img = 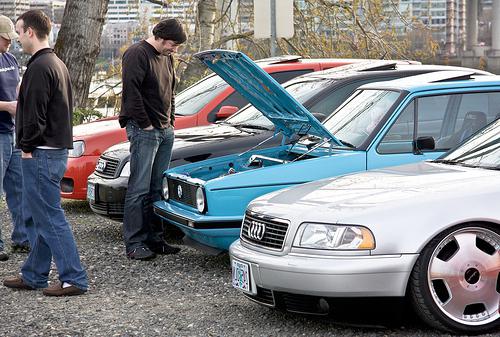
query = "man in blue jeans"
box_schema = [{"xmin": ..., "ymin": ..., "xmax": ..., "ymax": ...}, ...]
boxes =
[
  {"xmin": 0, "ymin": 15, "xmax": 29, "ymax": 262},
  {"xmin": 3, "ymin": 10, "xmax": 87, "ymax": 296},
  {"xmin": 119, "ymin": 19, "xmax": 186, "ymax": 260}
]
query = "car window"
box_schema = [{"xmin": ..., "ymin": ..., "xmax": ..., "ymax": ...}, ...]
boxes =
[
  {"xmin": 438, "ymin": 119, "xmax": 500, "ymax": 169},
  {"xmin": 309, "ymin": 78, "xmax": 399, "ymax": 117},
  {"xmin": 453, "ymin": 92, "xmax": 500, "ymax": 132},
  {"xmin": 378, "ymin": 95, "xmax": 452, "ymax": 154},
  {"xmin": 377, "ymin": 102, "xmax": 415, "ymax": 154},
  {"xmin": 175, "ymin": 75, "xmax": 229, "ymax": 116},
  {"xmin": 378, "ymin": 91, "xmax": 500, "ymax": 154},
  {"xmin": 207, "ymin": 69, "xmax": 313, "ymax": 122},
  {"xmin": 320, "ymin": 89, "xmax": 402, "ymax": 148},
  {"xmin": 224, "ymin": 78, "xmax": 334, "ymax": 129}
]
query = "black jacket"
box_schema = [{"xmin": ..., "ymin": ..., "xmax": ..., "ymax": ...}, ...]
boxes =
[
  {"xmin": 119, "ymin": 40, "xmax": 176, "ymax": 129},
  {"xmin": 16, "ymin": 48, "xmax": 73, "ymax": 153}
]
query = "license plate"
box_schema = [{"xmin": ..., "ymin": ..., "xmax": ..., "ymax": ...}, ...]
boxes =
[
  {"xmin": 232, "ymin": 259, "xmax": 251, "ymax": 292},
  {"xmin": 87, "ymin": 182, "xmax": 95, "ymax": 202}
]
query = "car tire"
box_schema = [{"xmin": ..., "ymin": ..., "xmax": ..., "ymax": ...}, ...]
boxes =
[{"xmin": 409, "ymin": 222, "xmax": 499, "ymax": 334}]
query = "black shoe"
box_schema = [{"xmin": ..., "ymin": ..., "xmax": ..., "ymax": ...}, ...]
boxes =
[
  {"xmin": 150, "ymin": 243, "xmax": 181, "ymax": 255},
  {"xmin": 0, "ymin": 251, "xmax": 9, "ymax": 261},
  {"xmin": 11, "ymin": 244, "xmax": 30, "ymax": 254},
  {"xmin": 127, "ymin": 247, "xmax": 156, "ymax": 261}
]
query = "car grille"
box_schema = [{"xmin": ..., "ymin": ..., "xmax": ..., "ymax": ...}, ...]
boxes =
[
  {"xmin": 241, "ymin": 211, "xmax": 289, "ymax": 250},
  {"xmin": 243, "ymin": 286, "xmax": 275, "ymax": 307},
  {"xmin": 95, "ymin": 156, "xmax": 120, "ymax": 178},
  {"xmin": 168, "ymin": 178, "xmax": 198, "ymax": 208},
  {"xmin": 90, "ymin": 201, "xmax": 124, "ymax": 219}
]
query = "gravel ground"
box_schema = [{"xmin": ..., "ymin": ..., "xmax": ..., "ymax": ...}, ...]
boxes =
[{"xmin": 0, "ymin": 199, "xmax": 496, "ymax": 337}]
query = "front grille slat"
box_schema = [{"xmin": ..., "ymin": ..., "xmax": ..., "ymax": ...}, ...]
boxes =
[
  {"xmin": 94, "ymin": 155, "xmax": 120, "ymax": 178},
  {"xmin": 241, "ymin": 211, "xmax": 290, "ymax": 250},
  {"xmin": 168, "ymin": 178, "xmax": 198, "ymax": 208}
]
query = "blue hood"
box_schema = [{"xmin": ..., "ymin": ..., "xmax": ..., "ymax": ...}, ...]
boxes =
[{"xmin": 194, "ymin": 50, "xmax": 341, "ymax": 145}]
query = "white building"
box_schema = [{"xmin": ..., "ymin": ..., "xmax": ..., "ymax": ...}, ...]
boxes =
[{"xmin": 0, "ymin": 0, "xmax": 30, "ymax": 20}]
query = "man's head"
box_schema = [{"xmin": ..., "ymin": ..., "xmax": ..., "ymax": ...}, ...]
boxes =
[
  {"xmin": 151, "ymin": 18, "xmax": 187, "ymax": 55},
  {"xmin": 0, "ymin": 15, "xmax": 18, "ymax": 53},
  {"xmin": 15, "ymin": 10, "xmax": 51, "ymax": 55}
]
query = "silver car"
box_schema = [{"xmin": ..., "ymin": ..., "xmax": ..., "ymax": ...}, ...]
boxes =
[{"xmin": 230, "ymin": 119, "xmax": 500, "ymax": 334}]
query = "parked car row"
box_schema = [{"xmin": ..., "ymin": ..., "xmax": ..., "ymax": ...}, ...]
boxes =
[
  {"xmin": 64, "ymin": 55, "xmax": 361, "ymax": 200},
  {"xmin": 83, "ymin": 50, "xmax": 498, "ymax": 334}
]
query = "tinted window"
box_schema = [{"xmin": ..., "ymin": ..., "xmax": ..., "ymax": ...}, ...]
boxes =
[{"xmin": 175, "ymin": 75, "xmax": 228, "ymax": 116}]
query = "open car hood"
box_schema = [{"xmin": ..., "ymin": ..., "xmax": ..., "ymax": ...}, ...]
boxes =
[{"xmin": 194, "ymin": 50, "xmax": 341, "ymax": 145}]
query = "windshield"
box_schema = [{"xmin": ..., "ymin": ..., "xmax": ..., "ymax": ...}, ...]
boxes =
[
  {"xmin": 319, "ymin": 89, "xmax": 402, "ymax": 148},
  {"xmin": 224, "ymin": 78, "xmax": 334, "ymax": 128},
  {"xmin": 175, "ymin": 74, "xmax": 229, "ymax": 116},
  {"xmin": 436, "ymin": 119, "xmax": 500, "ymax": 169}
]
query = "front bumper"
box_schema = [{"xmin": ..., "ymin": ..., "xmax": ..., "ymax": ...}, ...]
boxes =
[
  {"xmin": 153, "ymin": 200, "xmax": 242, "ymax": 250},
  {"xmin": 230, "ymin": 240, "xmax": 418, "ymax": 298},
  {"xmin": 87, "ymin": 173, "xmax": 127, "ymax": 220},
  {"xmin": 61, "ymin": 155, "xmax": 100, "ymax": 200}
]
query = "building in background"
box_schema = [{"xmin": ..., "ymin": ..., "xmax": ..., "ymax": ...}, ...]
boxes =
[
  {"xmin": 30, "ymin": 0, "xmax": 66, "ymax": 24},
  {"xmin": 0, "ymin": 0, "xmax": 30, "ymax": 20}
]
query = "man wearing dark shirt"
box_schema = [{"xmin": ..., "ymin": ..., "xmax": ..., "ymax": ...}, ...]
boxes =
[
  {"xmin": 0, "ymin": 15, "xmax": 29, "ymax": 262},
  {"xmin": 119, "ymin": 19, "xmax": 186, "ymax": 260},
  {"xmin": 3, "ymin": 10, "xmax": 87, "ymax": 296}
]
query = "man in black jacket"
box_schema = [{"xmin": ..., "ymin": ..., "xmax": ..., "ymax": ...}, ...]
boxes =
[
  {"xmin": 2, "ymin": 10, "xmax": 88, "ymax": 296},
  {"xmin": 119, "ymin": 19, "xmax": 186, "ymax": 260}
]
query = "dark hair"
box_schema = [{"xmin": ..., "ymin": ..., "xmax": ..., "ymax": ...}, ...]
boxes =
[
  {"xmin": 152, "ymin": 18, "xmax": 187, "ymax": 44},
  {"xmin": 17, "ymin": 10, "xmax": 51, "ymax": 40}
]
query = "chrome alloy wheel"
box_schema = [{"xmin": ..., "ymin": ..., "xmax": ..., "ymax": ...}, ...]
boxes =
[{"xmin": 427, "ymin": 227, "xmax": 500, "ymax": 327}]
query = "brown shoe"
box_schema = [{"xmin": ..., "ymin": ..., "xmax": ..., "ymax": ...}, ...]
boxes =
[
  {"xmin": 3, "ymin": 276, "xmax": 35, "ymax": 290},
  {"xmin": 42, "ymin": 282, "xmax": 86, "ymax": 297}
]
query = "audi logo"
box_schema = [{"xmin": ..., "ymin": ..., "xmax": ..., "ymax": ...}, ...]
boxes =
[{"xmin": 248, "ymin": 220, "xmax": 266, "ymax": 241}]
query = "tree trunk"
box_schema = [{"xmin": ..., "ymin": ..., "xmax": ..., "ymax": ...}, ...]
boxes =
[{"xmin": 54, "ymin": 0, "xmax": 109, "ymax": 109}]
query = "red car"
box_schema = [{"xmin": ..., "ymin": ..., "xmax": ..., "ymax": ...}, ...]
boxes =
[{"xmin": 62, "ymin": 56, "xmax": 367, "ymax": 199}]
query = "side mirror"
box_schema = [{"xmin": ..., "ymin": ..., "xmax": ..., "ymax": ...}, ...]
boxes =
[
  {"xmin": 216, "ymin": 106, "xmax": 239, "ymax": 120},
  {"xmin": 413, "ymin": 136, "xmax": 435, "ymax": 154}
]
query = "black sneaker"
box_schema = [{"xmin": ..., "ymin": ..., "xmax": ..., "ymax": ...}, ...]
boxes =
[
  {"xmin": 150, "ymin": 243, "xmax": 181, "ymax": 255},
  {"xmin": 11, "ymin": 244, "xmax": 30, "ymax": 253},
  {"xmin": 127, "ymin": 247, "xmax": 156, "ymax": 261},
  {"xmin": 0, "ymin": 251, "xmax": 9, "ymax": 261}
]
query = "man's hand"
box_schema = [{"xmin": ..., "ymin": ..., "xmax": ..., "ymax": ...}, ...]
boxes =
[
  {"xmin": 143, "ymin": 125, "xmax": 154, "ymax": 131},
  {"xmin": 21, "ymin": 151, "xmax": 32, "ymax": 159}
]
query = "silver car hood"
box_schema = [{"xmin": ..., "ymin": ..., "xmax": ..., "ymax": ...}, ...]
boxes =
[{"xmin": 248, "ymin": 161, "xmax": 500, "ymax": 224}]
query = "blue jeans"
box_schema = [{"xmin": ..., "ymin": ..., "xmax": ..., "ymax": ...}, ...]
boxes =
[
  {"xmin": 123, "ymin": 121, "xmax": 174, "ymax": 252},
  {"xmin": 20, "ymin": 149, "xmax": 88, "ymax": 290},
  {"xmin": 0, "ymin": 132, "xmax": 28, "ymax": 251}
]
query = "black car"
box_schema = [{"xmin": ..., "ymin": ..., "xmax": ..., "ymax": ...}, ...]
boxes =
[{"xmin": 87, "ymin": 62, "xmax": 490, "ymax": 220}]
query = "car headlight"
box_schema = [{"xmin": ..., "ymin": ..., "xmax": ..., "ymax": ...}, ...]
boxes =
[
  {"xmin": 162, "ymin": 176, "xmax": 169, "ymax": 200},
  {"xmin": 68, "ymin": 141, "xmax": 85, "ymax": 158},
  {"xmin": 195, "ymin": 186, "xmax": 206, "ymax": 213},
  {"xmin": 293, "ymin": 223, "xmax": 375, "ymax": 250},
  {"xmin": 119, "ymin": 162, "xmax": 130, "ymax": 177}
]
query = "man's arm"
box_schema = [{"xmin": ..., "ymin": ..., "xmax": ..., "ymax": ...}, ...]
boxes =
[
  {"xmin": 0, "ymin": 101, "xmax": 17, "ymax": 116},
  {"xmin": 121, "ymin": 48, "xmax": 152, "ymax": 129},
  {"xmin": 18, "ymin": 67, "xmax": 51, "ymax": 154},
  {"xmin": 0, "ymin": 83, "xmax": 20, "ymax": 116}
]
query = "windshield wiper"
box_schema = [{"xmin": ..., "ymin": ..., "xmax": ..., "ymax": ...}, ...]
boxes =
[
  {"xmin": 337, "ymin": 139, "xmax": 356, "ymax": 149},
  {"xmin": 234, "ymin": 123, "xmax": 273, "ymax": 131}
]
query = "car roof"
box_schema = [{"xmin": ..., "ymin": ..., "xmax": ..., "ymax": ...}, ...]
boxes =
[
  {"xmin": 359, "ymin": 71, "xmax": 500, "ymax": 92},
  {"xmin": 287, "ymin": 62, "xmax": 492, "ymax": 83}
]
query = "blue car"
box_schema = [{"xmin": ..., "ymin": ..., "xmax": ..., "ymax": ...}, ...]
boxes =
[{"xmin": 153, "ymin": 50, "xmax": 500, "ymax": 252}]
